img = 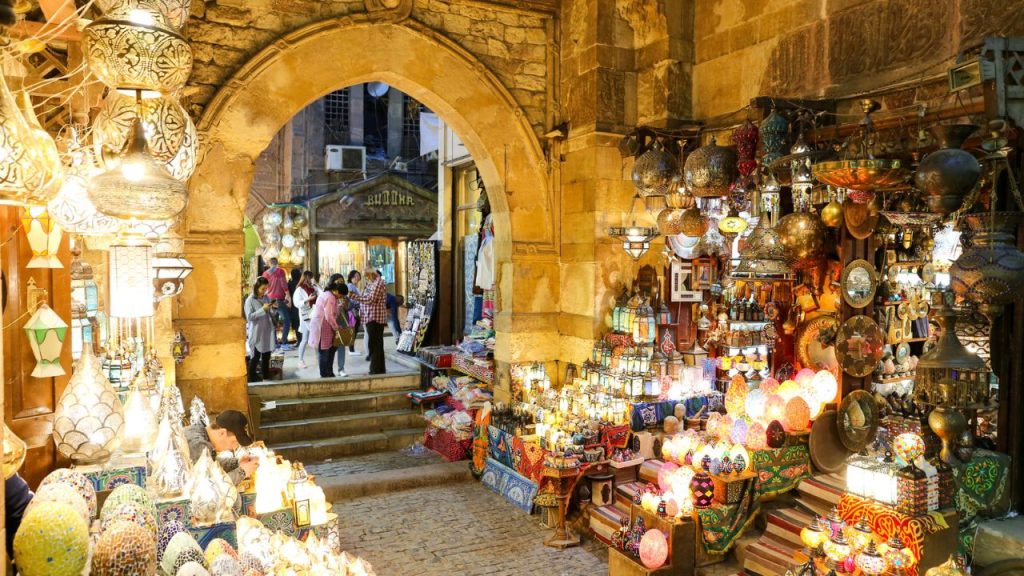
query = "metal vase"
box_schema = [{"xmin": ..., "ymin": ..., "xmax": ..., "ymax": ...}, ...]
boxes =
[{"xmin": 914, "ymin": 124, "xmax": 980, "ymax": 215}]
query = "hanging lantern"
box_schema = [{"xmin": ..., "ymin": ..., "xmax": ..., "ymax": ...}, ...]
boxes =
[
  {"xmin": 0, "ymin": 71, "xmax": 51, "ymax": 205},
  {"xmin": 21, "ymin": 206, "xmax": 63, "ymax": 268},
  {"xmin": 3, "ymin": 422, "xmax": 27, "ymax": 479},
  {"xmin": 171, "ymin": 330, "xmax": 190, "ymax": 364},
  {"xmin": 96, "ymin": 0, "xmax": 192, "ymax": 30},
  {"xmin": 684, "ymin": 137, "xmax": 738, "ymax": 198},
  {"xmin": 83, "ymin": 4, "xmax": 193, "ymax": 97},
  {"xmin": 949, "ymin": 212, "xmax": 1024, "ymax": 319},
  {"xmin": 47, "ymin": 132, "xmax": 120, "ymax": 236},
  {"xmin": 70, "ymin": 253, "xmax": 100, "ymax": 316},
  {"xmin": 53, "ymin": 347, "xmax": 125, "ymax": 464},
  {"xmin": 70, "ymin": 300, "xmax": 88, "ymax": 360},
  {"xmin": 609, "ymin": 193, "xmax": 658, "ymax": 260},
  {"xmin": 152, "ymin": 253, "xmax": 193, "ymax": 300},
  {"xmin": 631, "ymin": 140, "xmax": 680, "ymax": 197},
  {"xmin": 110, "ymin": 242, "xmax": 154, "ymax": 318},
  {"xmin": 90, "ymin": 119, "xmax": 187, "ymax": 221},
  {"xmin": 93, "ymin": 92, "xmax": 197, "ymax": 181},
  {"xmin": 18, "ymin": 92, "xmax": 61, "ymax": 204},
  {"xmin": 23, "ymin": 301, "xmax": 68, "ymax": 377}
]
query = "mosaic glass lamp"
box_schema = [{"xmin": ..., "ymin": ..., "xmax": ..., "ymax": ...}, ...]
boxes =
[
  {"xmin": 52, "ymin": 346, "xmax": 125, "ymax": 464},
  {"xmin": 12, "ymin": 501, "xmax": 89, "ymax": 576}
]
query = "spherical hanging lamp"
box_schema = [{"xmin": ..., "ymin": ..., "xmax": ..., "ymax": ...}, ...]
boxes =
[
  {"xmin": 83, "ymin": 5, "xmax": 193, "ymax": 97},
  {"xmin": 96, "ymin": 0, "xmax": 192, "ymax": 30},
  {"xmin": 632, "ymin": 141, "xmax": 680, "ymax": 197},
  {"xmin": 89, "ymin": 119, "xmax": 187, "ymax": 220},
  {"xmin": 93, "ymin": 92, "xmax": 193, "ymax": 170},
  {"xmin": 47, "ymin": 129, "xmax": 121, "ymax": 235},
  {"xmin": 53, "ymin": 347, "xmax": 125, "ymax": 464},
  {"xmin": 684, "ymin": 137, "xmax": 738, "ymax": 198}
]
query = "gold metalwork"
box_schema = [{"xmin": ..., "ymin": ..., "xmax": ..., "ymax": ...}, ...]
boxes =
[
  {"xmin": 835, "ymin": 315, "xmax": 884, "ymax": 377},
  {"xmin": 840, "ymin": 259, "xmax": 878, "ymax": 309},
  {"xmin": 838, "ymin": 389, "xmax": 879, "ymax": 452}
]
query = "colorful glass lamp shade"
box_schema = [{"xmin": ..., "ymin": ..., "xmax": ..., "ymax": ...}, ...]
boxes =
[
  {"xmin": 152, "ymin": 253, "xmax": 192, "ymax": 300},
  {"xmin": 90, "ymin": 119, "xmax": 187, "ymax": 221},
  {"xmin": 21, "ymin": 206, "xmax": 63, "ymax": 268},
  {"xmin": 83, "ymin": 4, "xmax": 193, "ymax": 97},
  {"xmin": 23, "ymin": 302, "xmax": 67, "ymax": 377},
  {"xmin": 53, "ymin": 347, "xmax": 125, "ymax": 464},
  {"xmin": 639, "ymin": 529, "xmax": 669, "ymax": 569},
  {"xmin": 855, "ymin": 542, "xmax": 889, "ymax": 575},
  {"xmin": 800, "ymin": 516, "xmax": 828, "ymax": 549},
  {"xmin": 893, "ymin": 432, "xmax": 926, "ymax": 467},
  {"xmin": 110, "ymin": 243, "xmax": 154, "ymax": 318}
]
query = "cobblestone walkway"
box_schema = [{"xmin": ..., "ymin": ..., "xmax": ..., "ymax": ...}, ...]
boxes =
[
  {"xmin": 333, "ymin": 483, "xmax": 609, "ymax": 576},
  {"xmin": 305, "ymin": 448, "xmax": 442, "ymax": 478}
]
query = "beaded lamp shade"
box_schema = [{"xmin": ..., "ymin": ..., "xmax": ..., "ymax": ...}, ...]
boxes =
[
  {"xmin": 53, "ymin": 347, "xmax": 125, "ymax": 464},
  {"xmin": 93, "ymin": 92, "xmax": 197, "ymax": 181},
  {"xmin": 90, "ymin": 120, "xmax": 187, "ymax": 221},
  {"xmin": 83, "ymin": 4, "xmax": 193, "ymax": 97}
]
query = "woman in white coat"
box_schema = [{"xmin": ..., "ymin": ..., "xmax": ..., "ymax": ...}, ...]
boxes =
[{"xmin": 292, "ymin": 270, "xmax": 318, "ymax": 369}]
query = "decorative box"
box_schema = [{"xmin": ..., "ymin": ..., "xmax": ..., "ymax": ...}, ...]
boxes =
[
  {"xmin": 610, "ymin": 457, "xmax": 645, "ymax": 469},
  {"xmin": 74, "ymin": 456, "xmax": 147, "ymax": 492},
  {"xmin": 896, "ymin": 463, "xmax": 953, "ymax": 517},
  {"xmin": 711, "ymin": 470, "xmax": 757, "ymax": 505},
  {"xmin": 239, "ymin": 490, "xmax": 258, "ymax": 517},
  {"xmin": 155, "ymin": 496, "xmax": 192, "ymax": 526},
  {"xmin": 189, "ymin": 520, "xmax": 237, "ymax": 549},
  {"xmin": 257, "ymin": 507, "xmax": 297, "ymax": 536},
  {"xmin": 296, "ymin": 512, "xmax": 341, "ymax": 553},
  {"xmin": 614, "ymin": 481, "xmax": 644, "ymax": 510}
]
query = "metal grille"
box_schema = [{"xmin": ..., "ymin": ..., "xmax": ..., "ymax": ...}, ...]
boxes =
[
  {"xmin": 324, "ymin": 88, "xmax": 350, "ymax": 145},
  {"xmin": 402, "ymin": 98, "xmax": 422, "ymax": 159}
]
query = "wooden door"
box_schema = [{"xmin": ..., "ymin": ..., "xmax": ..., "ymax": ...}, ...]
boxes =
[{"xmin": 2, "ymin": 205, "xmax": 72, "ymax": 488}]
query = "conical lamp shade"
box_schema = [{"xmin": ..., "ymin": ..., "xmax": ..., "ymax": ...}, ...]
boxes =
[
  {"xmin": 147, "ymin": 414, "xmax": 190, "ymax": 497},
  {"xmin": 0, "ymin": 71, "xmax": 50, "ymax": 205},
  {"xmin": 18, "ymin": 91, "xmax": 62, "ymax": 204},
  {"xmin": 23, "ymin": 302, "xmax": 67, "ymax": 377},
  {"xmin": 53, "ymin": 347, "xmax": 124, "ymax": 464},
  {"xmin": 89, "ymin": 119, "xmax": 187, "ymax": 220}
]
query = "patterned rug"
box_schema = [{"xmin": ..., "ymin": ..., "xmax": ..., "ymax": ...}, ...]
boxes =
[{"xmin": 481, "ymin": 457, "xmax": 539, "ymax": 514}]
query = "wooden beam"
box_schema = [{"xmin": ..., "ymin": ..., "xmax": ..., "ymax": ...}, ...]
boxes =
[{"xmin": 39, "ymin": 0, "xmax": 76, "ymax": 27}]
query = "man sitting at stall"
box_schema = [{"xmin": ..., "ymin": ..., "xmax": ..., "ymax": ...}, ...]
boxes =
[{"xmin": 185, "ymin": 409, "xmax": 258, "ymax": 485}]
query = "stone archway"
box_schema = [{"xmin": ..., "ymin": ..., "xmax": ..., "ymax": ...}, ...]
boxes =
[{"xmin": 174, "ymin": 18, "xmax": 560, "ymax": 412}]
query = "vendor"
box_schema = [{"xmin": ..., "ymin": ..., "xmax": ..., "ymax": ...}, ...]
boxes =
[{"xmin": 185, "ymin": 409, "xmax": 258, "ymax": 484}]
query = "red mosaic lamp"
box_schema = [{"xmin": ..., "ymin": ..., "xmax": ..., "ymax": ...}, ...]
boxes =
[{"xmin": 689, "ymin": 470, "xmax": 714, "ymax": 509}]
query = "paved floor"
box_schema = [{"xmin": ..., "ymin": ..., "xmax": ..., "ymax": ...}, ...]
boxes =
[
  {"xmin": 273, "ymin": 328, "xmax": 416, "ymax": 380},
  {"xmin": 306, "ymin": 448, "xmax": 442, "ymax": 478},
  {"xmin": 333, "ymin": 482, "xmax": 609, "ymax": 576}
]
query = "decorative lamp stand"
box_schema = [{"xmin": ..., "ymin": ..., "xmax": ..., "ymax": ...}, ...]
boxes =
[{"xmin": 543, "ymin": 465, "xmax": 582, "ymax": 549}]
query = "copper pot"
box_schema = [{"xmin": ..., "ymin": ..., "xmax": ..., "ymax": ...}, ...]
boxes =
[
  {"xmin": 949, "ymin": 211, "xmax": 1024, "ymax": 319},
  {"xmin": 664, "ymin": 190, "xmax": 695, "ymax": 209},
  {"xmin": 684, "ymin": 137, "xmax": 737, "ymax": 198},
  {"xmin": 914, "ymin": 124, "xmax": 980, "ymax": 215},
  {"xmin": 776, "ymin": 211, "xmax": 826, "ymax": 270}
]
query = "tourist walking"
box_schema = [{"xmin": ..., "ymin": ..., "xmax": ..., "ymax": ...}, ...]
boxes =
[
  {"xmin": 346, "ymin": 270, "xmax": 364, "ymax": 355},
  {"xmin": 292, "ymin": 270, "xmax": 318, "ymax": 370},
  {"xmin": 354, "ymin": 267, "xmax": 387, "ymax": 375},
  {"xmin": 287, "ymin": 268, "xmax": 301, "ymax": 345},
  {"xmin": 309, "ymin": 274, "xmax": 345, "ymax": 378},
  {"xmin": 261, "ymin": 257, "xmax": 293, "ymax": 350},
  {"xmin": 244, "ymin": 277, "xmax": 275, "ymax": 382}
]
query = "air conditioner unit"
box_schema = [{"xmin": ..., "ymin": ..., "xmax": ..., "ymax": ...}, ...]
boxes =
[
  {"xmin": 394, "ymin": 161, "xmax": 408, "ymax": 172},
  {"xmin": 325, "ymin": 145, "xmax": 366, "ymax": 172}
]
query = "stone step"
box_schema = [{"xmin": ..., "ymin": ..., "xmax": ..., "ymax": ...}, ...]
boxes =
[
  {"xmin": 258, "ymin": 390, "xmax": 416, "ymax": 423},
  {"xmin": 272, "ymin": 428, "xmax": 425, "ymax": 461},
  {"xmin": 247, "ymin": 373, "xmax": 419, "ymax": 401},
  {"xmin": 259, "ymin": 409, "xmax": 425, "ymax": 444}
]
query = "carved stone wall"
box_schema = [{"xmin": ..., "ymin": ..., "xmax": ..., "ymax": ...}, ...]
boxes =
[
  {"xmin": 692, "ymin": 0, "xmax": 1024, "ymax": 118},
  {"xmin": 186, "ymin": 0, "xmax": 552, "ymax": 138}
]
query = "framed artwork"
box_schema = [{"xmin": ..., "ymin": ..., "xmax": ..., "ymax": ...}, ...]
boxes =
[
  {"xmin": 670, "ymin": 261, "xmax": 702, "ymax": 302},
  {"xmin": 692, "ymin": 257, "xmax": 713, "ymax": 289}
]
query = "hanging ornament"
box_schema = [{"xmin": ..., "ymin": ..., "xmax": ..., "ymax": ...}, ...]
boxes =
[
  {"xmin": 684, "ymin": 137, "xmax": 738, "ymax": 198},
  {"xmin": 93, "ymin": 92, "xmax": 197, "ymax": 181},
  {"xmin": 631, "ymin": 140, "xmax": 680, "ymax": 196},
  {"xmin": 18, "ymin": 92, "xmax": 62, "ymax": 204},
  {"xmin": 23, "ymin": 300, "xmax": 68, "ymax": 377},
  {"xmin": 0, "ymin": 70, "xmax": 53, "ymax": 205}
]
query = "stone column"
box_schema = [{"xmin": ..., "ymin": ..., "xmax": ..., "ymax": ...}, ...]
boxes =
[{"xmin": 387, "ymin": 87, "xmax": 404, "ymax": 159}]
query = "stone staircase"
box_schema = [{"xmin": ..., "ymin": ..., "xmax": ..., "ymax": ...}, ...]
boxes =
[{"xmin": 248, "ymin": 374, "xmax": 426, "ymax": 462}]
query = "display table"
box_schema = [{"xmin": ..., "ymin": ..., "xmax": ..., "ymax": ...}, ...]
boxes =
[
  {"xmin": 838, "ymin": 493, "xmax": 957, "ymax": 574},
  {"xmin": 542, "ymin": 465, "xmax": 582, "ymax": 549}
]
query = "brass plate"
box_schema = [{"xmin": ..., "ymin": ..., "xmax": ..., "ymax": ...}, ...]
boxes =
[
  {"xmin": 796, "ymin": 315, "xmax": 839, "ymax": 371},
  {"xmin": 897, "ymin": 302, "xmax": 910, "ymax": 320},
  {"xmin": 812, "ymin": 158, "xmax": 911, "ymax": 191},
  {"xmin": 837, "ymin": 389, "xmax": 880, "ymax": 452},
  {"xmin": 840, "ymin": 259, "xmax": 878, "ymax": 309},
  {"xmin": 835, "ymin": 315, "xmax": 885, "ymax": 377},
  {"xmin": 809, "ymin": 410, "xmax": 850, "ymax": 473}
]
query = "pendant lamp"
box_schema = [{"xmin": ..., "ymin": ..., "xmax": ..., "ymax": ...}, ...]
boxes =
[
  {"xmin": 89, "ymin": 118, "xmax": 187, "ymax": 221},
  {"xmin": 109, "ymin": 242, "xmax": 155, "ymax": 318},
  {"xmin": 21, "ymin": 206, "xmax": 63, "ymax": 268},
  {"xmin": 23, "ymin": 301, "xmax": 68, "ymax": 377},
  {"xmin": 18, "ymin": 92, "xmax": 62, "ymax": 204},
  {"xmin": 53, "ymin": 347, "xmax": 125, "ymax": 464},
  {"xmin": 0, "ymin": 71, "xmax": 50, "ymax": 205},
  {"xmin": 93, "ymin": 91, "xmax": 197, "ymax": 181},
  {"xmin": 47, "ymin": 129, "xmax": 121, "ymax": 236}
]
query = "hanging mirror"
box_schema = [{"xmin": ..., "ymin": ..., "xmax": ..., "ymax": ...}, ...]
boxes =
[
  {"xmin": 837, "ymin": 389, "xmax": 879, "ymax": 451},
  {"xmin": 840, "ymin": 259, "xmax": 877, "ymax": 308}
]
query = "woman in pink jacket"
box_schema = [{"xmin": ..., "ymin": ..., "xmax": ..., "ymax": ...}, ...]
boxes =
[{"xmin": 309, "ymin": 275, "xmax": 346, "ymax": 378}]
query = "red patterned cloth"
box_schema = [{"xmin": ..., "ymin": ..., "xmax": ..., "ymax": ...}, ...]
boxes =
[
  {"xmin": 424, "ymin": 428, "xmax": 471, "ymax": 462},
  {"xmin": 838, "ymin": 494, "xmax": 950, "ymax": 574},
  {"xmin": 512, "ymin": 435, "xmax": 546, "ymax": 483}
]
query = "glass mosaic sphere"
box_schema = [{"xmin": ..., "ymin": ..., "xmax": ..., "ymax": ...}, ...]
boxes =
[
  {"xmin": 205, "ymin": 538, "xmax": 239, "ymax": 566},
  {"xmin": 101, "ymin": 501, "xmax": 158, "ymax": 536},
  {"xmin": 177, "ymin": 561, "xmax": 211, "ymax": 576},
  {"xmin": 894, "ymin": 433, "xmax": 926, "ymax": 466},
  {"xmin": 157, "ymin": 519, "xmax": 188, "ymax": 561},
  {"xmin": 162, "ymin": 532, "xmax": 206, "ymax": 575},
  {"xmin": 92, "ymin": 520, "xmax": 158, "ymax": 576},
  {"xmin": 103, "ymin": 483, "xmax": 156, "ymax": 518},
  {"xmin": 759, "ymin": 377, "xmax": 780, "ymax": 394},
  {"xmin": 639, "ymin": 528, "xmax": 669, "ymax": 569},
  {"xmin": 13, "ymin": 501, "xmax": 90, "ymax": 576},
  {"xmin": 812, "ymin": 370, "xmax": 839, "ymax": 404},
  {"xmin": 209, "ymin": 555, "xmax": 243, "ymax": 576},
  {"xmin": 785, "ymin": 397, "xmax": 811, "ymax": 432},
  {"xmin": 747, "ymin": 422, "xmax": 767, "ymax": 450},
  {"xmin": 27, "ymin": 482, "xmax": 90, "ymax": 524},
  {"xmin": 39, "ymin": 468, "xmax": 97, "ymax": 518}
]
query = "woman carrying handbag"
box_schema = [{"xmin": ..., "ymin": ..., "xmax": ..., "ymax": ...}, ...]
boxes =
[
  {"xmin": 309, "ymin": 274, "xmax": 346, "ymax": 378},
  {"xmin": 334, "ymin": 284, "xmax": 356, "ymax": 377}
]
